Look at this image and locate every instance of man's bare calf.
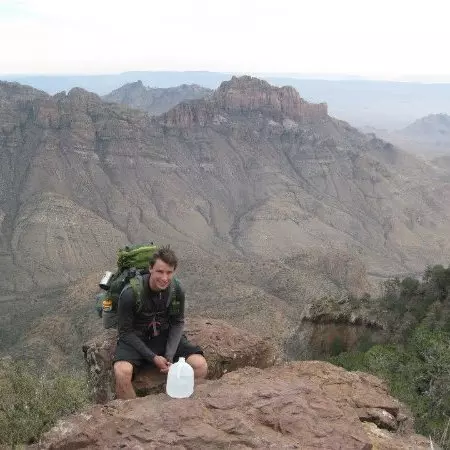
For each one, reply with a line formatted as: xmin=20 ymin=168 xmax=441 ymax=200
xmin=114 ymin=361 xmax=136 ymax=400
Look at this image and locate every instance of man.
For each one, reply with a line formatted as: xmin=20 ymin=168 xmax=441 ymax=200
xmin=113 ymin=246 xmax=208 ymax=399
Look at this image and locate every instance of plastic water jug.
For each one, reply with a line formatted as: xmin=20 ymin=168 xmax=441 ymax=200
xmin=166 ymin=357 xmax=194 ymax=398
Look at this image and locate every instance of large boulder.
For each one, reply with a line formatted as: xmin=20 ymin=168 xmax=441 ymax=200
xmin=37 ymin=361 xmax=429 ymax=449
xmin=82 ymin=318 xmax=280 ymax=403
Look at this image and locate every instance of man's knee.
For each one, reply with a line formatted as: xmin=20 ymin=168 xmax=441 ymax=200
xmin=114 ymin=361 xmax=134 ymax=382
xmin=186 ymin=354 xmax=208 ymax=379
xmin=113 ymin=361 xmax=136 ymax=400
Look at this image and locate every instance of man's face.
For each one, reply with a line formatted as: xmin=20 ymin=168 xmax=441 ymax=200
xmin=149 ymin=258 xmax=175 ymax=291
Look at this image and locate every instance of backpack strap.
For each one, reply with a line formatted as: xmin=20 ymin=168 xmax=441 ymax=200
xmin=166 ymin=277 xmax=178 ymax=308
xmin=129 ymin=272 xmax=145 ymax=312
xmin=167 ymin=277 xmax=183 ymax=315
xmin=127 ymin=275 xmax=181 ymax=314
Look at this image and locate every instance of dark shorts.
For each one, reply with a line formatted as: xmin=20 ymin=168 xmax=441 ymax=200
xmin=114 ymin=334 xmax=203 ymax=373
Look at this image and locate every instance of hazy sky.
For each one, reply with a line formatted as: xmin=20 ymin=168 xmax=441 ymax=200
xmin=1 ymin=0 xmax=448 ymax=79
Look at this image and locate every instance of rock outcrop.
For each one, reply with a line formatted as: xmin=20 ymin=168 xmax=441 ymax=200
xmin=215 ymin=76 xmax=328 ymax=121
xmin=286 ymin=295 xmax=387 ymax=360
xmin=37 ymin=361 xmax=430 ymax=449
xmin=83 ymin=318 xmax=279 ymax=403
xmin=161 ymin=75 xmax=328 ymax=127
xmin=0 ymin=81 xmax=48 ymax=132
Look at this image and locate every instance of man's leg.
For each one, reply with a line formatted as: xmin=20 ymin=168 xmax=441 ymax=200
xmin=113 ymin=360 xmax=136 ymax=400
xmin=174 ymin=335 xmax=208 ymax=381
xmin=186 ymin=354 xmax=208 ymax=380
xmin=113 ymin=341 xmax=144 ymax=400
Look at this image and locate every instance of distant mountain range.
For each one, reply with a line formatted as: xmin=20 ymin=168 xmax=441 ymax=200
xmin=363 ymin=113 xmax=450 ymax=156
xmin=402 ymin=113 xmax=450 ymax=141
xmin=102 ymin=81 xmax=212 ymax=115
xmin=3 ymin=71 xmax=450 ymax=130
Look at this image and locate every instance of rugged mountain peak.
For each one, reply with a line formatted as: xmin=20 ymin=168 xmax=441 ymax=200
xmin=162 ymin=75 xmax=328 ymax=127
xmin=214 ymin=75 xmax=321 ymax=118
xmin=130 ymin=80 xmax=145 ymax=88
xmin=0 ymin=80 xmax=48 ymax=100
xmin=66 ymin=87 xmax=103 ymax=103
xmin=215 ymin=74 xmax=298 ymax=102
xmin=0 ymin=82 xmax=49 ymax=130
xmin=48 ymin=88 xmax=104 ymax=114
xmin=104 ymin=80 xmax=147 ymax=99
xmin=217 ymin=74 xmax=271 ymax=89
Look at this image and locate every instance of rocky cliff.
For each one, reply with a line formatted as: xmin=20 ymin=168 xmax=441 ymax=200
xmin=162 ymin=75 xmax=328 ymax=127
xmin=286 ymin=295 xmax=386 ymax=360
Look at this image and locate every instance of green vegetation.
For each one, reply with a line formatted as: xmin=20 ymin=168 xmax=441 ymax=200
xmin=0 ymin=358 xmax=89 ymax=447
xmin=330 ymin=264 xmax=450 ymax=448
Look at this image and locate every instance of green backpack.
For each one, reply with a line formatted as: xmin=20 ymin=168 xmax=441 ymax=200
xmin=95 ymin=243 xmax=181 ymax=329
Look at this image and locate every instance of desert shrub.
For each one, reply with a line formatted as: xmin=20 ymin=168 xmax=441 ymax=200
xmin=328 ymin=264 xmax=450 ymax=448
xmin=330 ymin=327 xmax=450 ymax=448
xmin=0 ymin=358 xmax=89 ymax=447
xmin=330 ymin=336 xmax=345 ymax=356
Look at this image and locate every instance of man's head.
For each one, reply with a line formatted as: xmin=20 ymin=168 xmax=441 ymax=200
xmin=148 ymin=246 xmax=178 ymax=291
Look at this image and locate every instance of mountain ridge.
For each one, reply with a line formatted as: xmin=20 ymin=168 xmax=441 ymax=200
xmin=102 ymin=80 xmax=212 ymax=116
xmin=160 ymin=75 xmax=328 ymax=128
xmin=1 ymin=77 xmax=449 ymax=286
xmin=1 ymin=76 xmax=449 ymax=368
xmin=4 ymin=71 xmax=450 ymax=129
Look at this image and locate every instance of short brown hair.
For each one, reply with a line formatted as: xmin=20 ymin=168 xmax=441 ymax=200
xmin=149 ymin=245 xmax=178 ymax=269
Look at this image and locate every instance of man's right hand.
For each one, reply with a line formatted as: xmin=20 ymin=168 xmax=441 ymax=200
xmin=153 ymin=355 xmax=171 ymax=373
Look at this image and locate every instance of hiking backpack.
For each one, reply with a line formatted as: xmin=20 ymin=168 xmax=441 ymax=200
xmin=95 ymin=242 xmax=181 ymax=329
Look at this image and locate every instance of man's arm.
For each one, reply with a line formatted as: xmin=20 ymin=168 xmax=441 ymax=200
xmin=164 ymin=288 xmax=185 ymax=362
xmin=117 ymin=286 xmax=156 ymax=361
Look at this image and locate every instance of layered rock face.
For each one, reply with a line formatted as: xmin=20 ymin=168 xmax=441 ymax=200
xmin=37 ymin=361 xmax=430 ymax=449
xmin=162 ymin=75 xmax=328 ymax=127
xmin=214 ymin=76 xmax=327 ymax=121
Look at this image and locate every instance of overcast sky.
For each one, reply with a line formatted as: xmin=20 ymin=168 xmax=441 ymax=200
xmin=1 ymin=0 xmax=448 ymax=79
